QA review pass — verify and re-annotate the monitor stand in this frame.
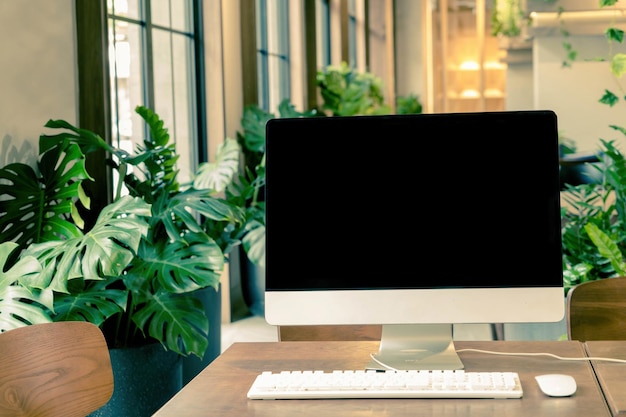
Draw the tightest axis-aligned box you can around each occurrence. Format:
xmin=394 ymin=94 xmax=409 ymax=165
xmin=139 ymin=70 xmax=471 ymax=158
xmin=365 ymin=323 xmax=464 ymax=371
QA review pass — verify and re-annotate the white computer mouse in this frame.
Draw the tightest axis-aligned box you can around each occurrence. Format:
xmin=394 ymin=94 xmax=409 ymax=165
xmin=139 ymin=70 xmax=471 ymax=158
xmin=535 ymin=374 xmax=577 ymax=397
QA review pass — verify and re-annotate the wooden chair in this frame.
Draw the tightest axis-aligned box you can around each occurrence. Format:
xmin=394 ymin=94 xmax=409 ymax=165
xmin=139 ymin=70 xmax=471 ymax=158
xmin=566 ymin=276 xmax=626 ymax=341
xmin=0 ymin=321 xmax=114 ymax=417
xmin=278 ymin=325 xmax=382 ymax=341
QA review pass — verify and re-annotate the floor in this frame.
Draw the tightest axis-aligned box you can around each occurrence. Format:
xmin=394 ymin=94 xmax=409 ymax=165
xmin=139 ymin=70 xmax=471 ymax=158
xmin=220 ymin=315 xmax=498 ymax=353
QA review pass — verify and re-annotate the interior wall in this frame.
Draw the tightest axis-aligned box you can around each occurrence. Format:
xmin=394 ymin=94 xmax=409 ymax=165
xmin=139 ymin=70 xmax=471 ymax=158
xmin=0 ymin=0 xmax=77 ymax=169
xmin=394 ymin=0 xmax=424 ymax=101
xmin=534 ymin=35 xmax=626 ymax=152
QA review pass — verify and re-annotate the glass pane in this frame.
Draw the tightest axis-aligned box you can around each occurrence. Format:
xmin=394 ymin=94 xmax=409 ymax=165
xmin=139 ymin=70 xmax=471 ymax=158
xmin=151 ymin=29 xmax=194 ymax=184
xmin=108 ymin=0 xmax=141 ymax=19
xmin=152 ymin=28 xmax=174 ymax=124
xmin=258 ymin=0 xmax=290 ymax=112
xmin=172 ymin=34 xmax=194 ymax=184
xmin=316 ymin=0 xmax=330 ymax=69
xmin=151 ymin=0 xmax=190 ymax=31
xmin=109 ymin=19 xmax=145 ymax=152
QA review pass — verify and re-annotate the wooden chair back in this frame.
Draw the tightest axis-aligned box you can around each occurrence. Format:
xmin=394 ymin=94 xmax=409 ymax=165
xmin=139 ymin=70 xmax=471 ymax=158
xmin=278 ymin=325 xmax=382 ymax=341
xmin=0 ymin=321 xmax=114 ymax=417
xmin=566 ymin=276 xmax=626 ymax=341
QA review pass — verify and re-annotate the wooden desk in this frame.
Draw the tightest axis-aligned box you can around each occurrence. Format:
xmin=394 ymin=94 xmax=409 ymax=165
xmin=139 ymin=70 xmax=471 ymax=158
xmin=585 ymin=341 xmax=626 ymax=417
xmin=153 ymin=341 xmax=610 ymax=417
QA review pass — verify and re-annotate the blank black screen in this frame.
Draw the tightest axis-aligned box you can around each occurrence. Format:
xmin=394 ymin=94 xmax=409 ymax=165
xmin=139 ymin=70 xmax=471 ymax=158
xmin=265 ymin=111 xmax=562 ymax=291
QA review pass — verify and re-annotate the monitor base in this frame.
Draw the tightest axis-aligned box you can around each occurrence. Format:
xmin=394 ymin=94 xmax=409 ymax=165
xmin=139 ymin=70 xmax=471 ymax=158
xmin=366 ymin=323 xmax=464 ymax=371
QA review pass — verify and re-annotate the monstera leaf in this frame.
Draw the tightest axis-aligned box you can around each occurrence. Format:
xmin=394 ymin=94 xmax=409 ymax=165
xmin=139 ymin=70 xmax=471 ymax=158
xmin=53 ymin=279 xmax=127 ymax=326
xmin=128 ymin=231 xmax=224 ymax=295
xmin=0 ymin=142 xmax=90 ymax=249
xmin=0 ymin=242 xmax=52 ymax=332
xmin=193 ymin=138 xmax=240 ymax=191
xmin=132 ymin=288 xmax=209 ymax=357
xmin=22 ymin=196 xmax=151 ymax=293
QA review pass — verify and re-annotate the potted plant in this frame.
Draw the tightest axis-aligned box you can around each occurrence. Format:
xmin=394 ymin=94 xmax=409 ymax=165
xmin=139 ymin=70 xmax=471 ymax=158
xmin=559 ymin=0 xmax=626 ymax=294
xmin=234 ymin=99 xmax=318 ymax=315
xmin=0 ymin=105 xmax=246 ymax=415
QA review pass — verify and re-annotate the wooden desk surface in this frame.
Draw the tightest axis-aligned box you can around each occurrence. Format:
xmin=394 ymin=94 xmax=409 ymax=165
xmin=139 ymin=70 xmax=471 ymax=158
xmin=153 ymin=340 xmax=610 ymax=417
xmin=585 ymin=341 xmax=626 ymax=417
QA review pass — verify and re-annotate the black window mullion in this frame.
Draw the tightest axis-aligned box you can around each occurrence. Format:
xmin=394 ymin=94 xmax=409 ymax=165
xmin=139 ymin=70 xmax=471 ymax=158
xmin=192 ymin=0 xmax=207 ymax=163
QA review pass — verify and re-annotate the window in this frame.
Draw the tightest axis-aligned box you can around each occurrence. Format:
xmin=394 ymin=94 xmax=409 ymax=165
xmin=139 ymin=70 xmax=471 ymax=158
xmin=347 ymin=0 xmax=357 ymax=67
xmin=107 ymin=0 xmax=204 ymax=185
xmin=255 ymin=0 xmax=291 ymax=112
xmin=316 ymin=0 xmax=331 ymax=69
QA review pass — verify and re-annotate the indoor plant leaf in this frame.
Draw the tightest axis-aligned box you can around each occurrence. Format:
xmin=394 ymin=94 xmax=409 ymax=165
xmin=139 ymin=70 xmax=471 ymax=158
xmin=0 ymin=142 xmax=89 ymax=249
xmin=40 ymin=118 xmax=114 ymax=155
xmin=129 ymin=232 xmax=224 ymax=294
xmin=0 ymin=242 xmax=53 ymax=330
xmin=22 ymin=196 xmax=151 ymax=293
xmin=0 ymin=285 xmax=53 ymax=332
xmin=242 ymin=220 xmax=265 ymax=268
xmin=193 ymin=138 xmax=241 ymax=191
xmin=584 ymin=222 xmax=626 ymax=276
xmin=0 ymin=242 xmax=42 ymax=290
xmin=131 ymin=290 xmax=209 ymax=358
xmin=162 ymin=190 xmax=246 ymax=241
xmin=53 ymin=285 xmax=128 ymax=326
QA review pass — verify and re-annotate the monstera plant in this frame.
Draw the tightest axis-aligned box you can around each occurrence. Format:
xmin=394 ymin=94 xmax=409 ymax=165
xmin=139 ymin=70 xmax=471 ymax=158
xmin=0 ymin=105 xmax=245 ymax=359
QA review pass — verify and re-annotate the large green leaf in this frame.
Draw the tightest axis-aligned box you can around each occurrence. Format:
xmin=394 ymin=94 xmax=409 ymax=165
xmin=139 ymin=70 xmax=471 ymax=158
xmin=242 ymin=220 xmax=265 ymax=268
xmin=0 ymin=242 xmax=53 ymax=331
xmin=585 ymin=222 xmax=626 ymax=276
xmin=0 ymin=242 xmax=42 ymax=291
xmin=132 ymin=289 xmax=209 ymax=358
xmin=0 ymin=142 xmax=89 ymax=249
xmin=40 ymin=119 xmax=113 ymax=155
xmin=53 ymin=285 xmax=127 ymax=326
xmin=0 ymin=286 xmax=53 ymax=332
xmin=129 ymin=232 xmax=224 ymax=295
xmin=193 ymin=138 xmax=240 ymax=191
xmin=124 ymin=105 xmax=180 ymax=202
xmin=22 ymin=196 xmax=151 ymax=293
xmin=161 ymin=190 xmax=245 ymax=242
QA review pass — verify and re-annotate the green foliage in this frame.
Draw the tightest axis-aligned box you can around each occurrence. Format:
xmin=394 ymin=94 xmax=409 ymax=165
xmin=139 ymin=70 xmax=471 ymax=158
xmin=396 ymin=94 xmax=423 ymax=115
xmin=600 ymin=89 xmax=620 ymax=107
xmin=233 ymin=99 xmax=317 ymax=269
xmin=490 ymin=0 xmax=526 ymax=37
xmin=0 ymin=106 xmax=246 ymax=359
xmin=316 ymin=62 xmax=392 ymax=116
xmin=559 ymin=1 xmax=626 ymax=295
xmin=0 ymin=143 xmax=90 ymax=247
xmin=561 ymin=139 xmax=626 ymax=293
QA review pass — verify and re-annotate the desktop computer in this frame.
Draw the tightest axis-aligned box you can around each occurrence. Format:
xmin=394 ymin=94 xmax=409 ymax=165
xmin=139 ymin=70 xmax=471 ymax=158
xmin=264 ymin=110 xmax=564 ymax=372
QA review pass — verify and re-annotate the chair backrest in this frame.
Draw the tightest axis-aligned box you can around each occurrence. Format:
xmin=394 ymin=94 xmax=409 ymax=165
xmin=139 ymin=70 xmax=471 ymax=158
xmin=566 ymin=277 xmax=626 ymax=341
xmin=278 ymin=325 xmax=382 ymax=341
xmin=0 ymin=321 xmax=114 ymax=417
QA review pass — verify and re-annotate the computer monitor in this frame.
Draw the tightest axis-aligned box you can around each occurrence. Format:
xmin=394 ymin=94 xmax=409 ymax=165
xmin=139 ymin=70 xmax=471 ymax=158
xmin=264 ymin=110 xmax=564 ymax=371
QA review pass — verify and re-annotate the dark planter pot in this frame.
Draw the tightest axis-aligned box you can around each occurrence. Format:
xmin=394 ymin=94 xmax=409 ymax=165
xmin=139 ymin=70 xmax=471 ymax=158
xmin=182 ymin=284 xmax=222 ymax=385
xmin=241 ymin=255 xmax=265 ymax=317
xmin=88 ymin=342 xmax=182 ymax=417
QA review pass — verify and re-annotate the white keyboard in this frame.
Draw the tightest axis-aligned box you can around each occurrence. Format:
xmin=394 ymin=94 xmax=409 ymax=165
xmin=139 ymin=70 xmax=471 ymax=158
xmin=247 ymin=369 xmax=523 ymax=400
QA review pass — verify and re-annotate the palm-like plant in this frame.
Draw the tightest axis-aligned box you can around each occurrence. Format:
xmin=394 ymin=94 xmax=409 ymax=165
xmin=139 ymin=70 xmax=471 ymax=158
xmin=0 ymin=106 xmax=245 ymax=358
xmin=234 ymin=99 xmax=319 ymax=268
xmin=561 ymin=138 xmax=626 ymax=294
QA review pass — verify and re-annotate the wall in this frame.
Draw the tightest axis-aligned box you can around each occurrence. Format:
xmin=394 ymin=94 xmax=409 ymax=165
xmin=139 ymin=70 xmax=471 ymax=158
xmin=518 ymin=0 xmax=626 ymax=152
xmin=534 ymin=35 xmax=626 ymax=152
xmin=0 ymin=0 xmax=77 ymax=168
xmin=394 ymin=0 xmax=424 ymax=101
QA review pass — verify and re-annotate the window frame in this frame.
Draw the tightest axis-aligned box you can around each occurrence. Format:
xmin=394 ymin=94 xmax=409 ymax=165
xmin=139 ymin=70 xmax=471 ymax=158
xmin=75 ymin=0 xmax=207 ymax=213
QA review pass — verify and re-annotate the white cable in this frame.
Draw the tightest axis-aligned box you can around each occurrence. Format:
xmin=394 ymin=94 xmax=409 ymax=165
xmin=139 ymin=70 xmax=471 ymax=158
xmin=368 ymin=348 xmax=626 ymax=372
xmin=457 ymin=348 xmax=626 ymax=364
